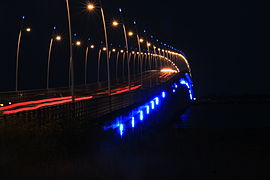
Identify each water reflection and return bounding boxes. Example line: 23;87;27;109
175;108;193;128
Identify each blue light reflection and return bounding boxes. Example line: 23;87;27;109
151;101;155;110
162;91;166;98
131;117;135;128
119;124;124;136
146;105;150;114
140;110;144;121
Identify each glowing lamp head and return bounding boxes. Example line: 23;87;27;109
26;28;31;32
55;35;61;41
112;21;119;27
90;45;95;49
128;31;134;36
75;41;81;46
102;47;107;51
120;50;124;53
112;48;116;52
139;38;144;43
132;51;135;54
147;43;151;47
87;4;95;10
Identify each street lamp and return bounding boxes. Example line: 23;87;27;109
75;41;81;46
84;43;95;86
55;35;61;41
87;2;111;95
26;28;31;32
112;19;131;90
47;33;62;89
112;21;119;27
128;31;134;37
146;42;152;70
97;48;102;83
16;17;31;91
116;49;120;81
65;0;75;102
87;3;95;10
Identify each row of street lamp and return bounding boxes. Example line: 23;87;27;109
15;1;186;103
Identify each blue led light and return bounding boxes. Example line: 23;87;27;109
119;124;124;136
103;86;194;137
151;101;155;110
22;16;25;19
131;117;135;128
179;77;195;101
140;111;144;121
189;92;193;100
143;29;146;33
119;8;122;13
73;33;77;37
162;91;166;98
53;26;57;30
155;97;159;105
180;79;186;85
146;105;150;114
133;21;136;25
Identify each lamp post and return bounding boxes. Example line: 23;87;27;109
116;50;120;81
87;3;111;95
136;35;143;85
84;44;95;85
147;42;151;70
112;20;131;90
65;0;75;102
97;48;102;83
122;50;125;80
47;33;61;89
84;46;89;86
16;16;31;91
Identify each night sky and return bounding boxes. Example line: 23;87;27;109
0;0;268;97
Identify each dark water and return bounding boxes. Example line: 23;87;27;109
1;102;270;179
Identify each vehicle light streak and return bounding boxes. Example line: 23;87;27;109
2;96;93;115
110;85;142;95
0;96;72;111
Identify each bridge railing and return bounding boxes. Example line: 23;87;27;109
0;73;183;136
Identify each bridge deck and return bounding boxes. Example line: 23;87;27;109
0;71;176;115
